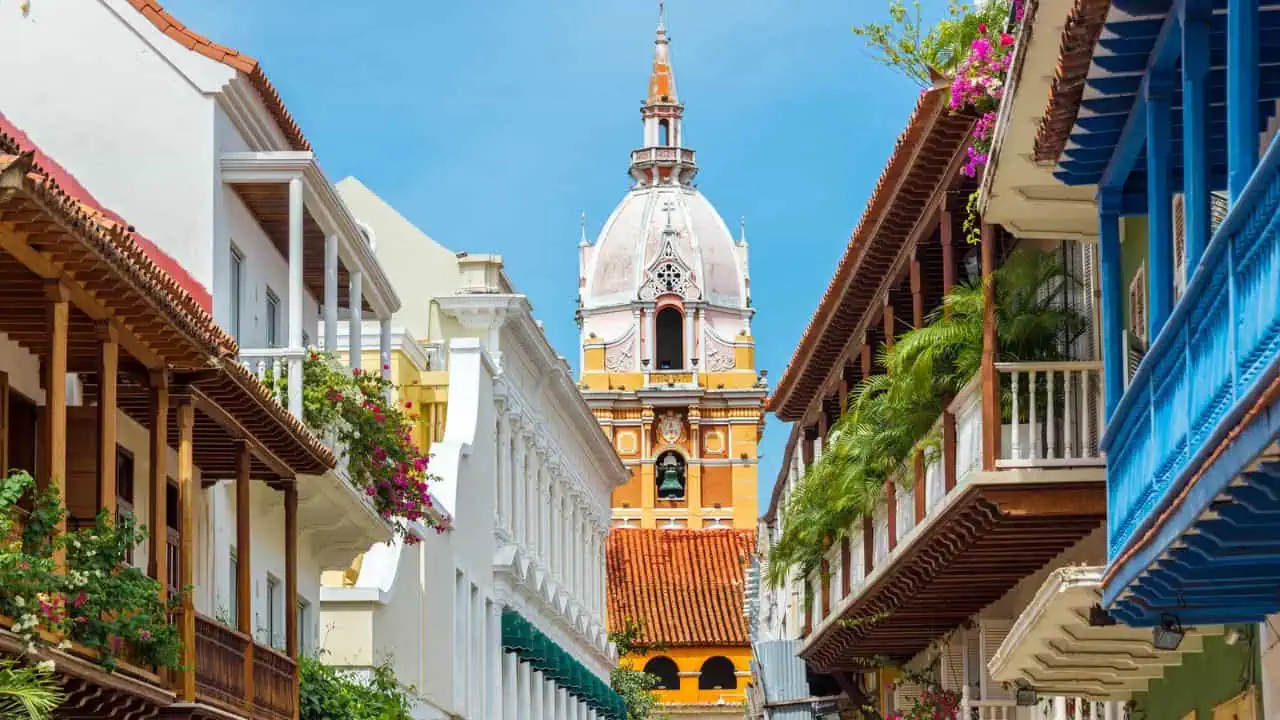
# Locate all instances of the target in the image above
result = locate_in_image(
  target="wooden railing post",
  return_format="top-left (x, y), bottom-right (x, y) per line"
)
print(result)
top-left (980, 222), bottom-right (1001, 470)
top-left (148, 371), bottom-right (169, 604)
top-left (943, 412), bottom-right (958, 492)
top-left (886, 483), bottom-right (898, 551)
top-left (97, 323), bottom-right (118, 520)
top-left (42, 282), bottom-right (69, 562)
top-left (175, 397), bottom-right (196, 701)
top-left (862, 516), bottom-right (874, 574)
top-left (237, 442), bottom-right (255, 707)
top-left (913, 451), bottom-right (926, 523)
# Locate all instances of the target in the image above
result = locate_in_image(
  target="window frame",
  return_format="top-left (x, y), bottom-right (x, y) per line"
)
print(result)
top-left (265, 288), bottom-right (281, 349)
top-left (230, 245), bottom-right (244, 342)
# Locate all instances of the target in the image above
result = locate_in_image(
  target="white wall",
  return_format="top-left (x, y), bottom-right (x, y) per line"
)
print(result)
top-left (0, 0), bottom-right (229, 293)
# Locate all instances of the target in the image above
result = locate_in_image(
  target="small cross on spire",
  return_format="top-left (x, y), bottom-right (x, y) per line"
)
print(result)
top-left (658, 0), bottom-right (666, 30)
top-left (662, 199), bottom-right (677, 229)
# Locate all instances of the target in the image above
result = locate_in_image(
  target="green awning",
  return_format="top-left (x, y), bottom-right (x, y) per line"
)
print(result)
top-left (501, 609), bottom-right (626, 719)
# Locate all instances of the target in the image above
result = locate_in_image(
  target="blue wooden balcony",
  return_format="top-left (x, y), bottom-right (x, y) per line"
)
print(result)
top-left (1052, 0), bottom-right (1280, 626)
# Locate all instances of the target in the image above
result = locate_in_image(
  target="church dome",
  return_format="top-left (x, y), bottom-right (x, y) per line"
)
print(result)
top-left (579, 13), bottom-right (748, 314)
top-left (583, 184), bottom-right (746, 309)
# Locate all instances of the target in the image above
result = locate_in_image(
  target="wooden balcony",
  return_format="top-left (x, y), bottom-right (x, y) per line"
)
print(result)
top-left (800, 372), bottom-right (1107, 671)
top-left (194, 613), bottom-right (297, 720)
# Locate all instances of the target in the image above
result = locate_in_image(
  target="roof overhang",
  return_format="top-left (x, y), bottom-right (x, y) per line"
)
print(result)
top-left (770, 90), bottom-right (974, 422)
top-left (800, 472), bottom-right (1106, 671)
top-left (980, 0), bottom-right (1101, 240)
top-left (989, 565), bottom-right (1223, 700)
top-left (220, 151), bottom-right (400, 320)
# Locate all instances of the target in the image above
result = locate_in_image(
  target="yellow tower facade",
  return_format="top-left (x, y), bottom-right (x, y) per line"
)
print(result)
top-left (577, 14), bottom-right (765, 532)
top-left (593, 11), bottom-right (763, 716)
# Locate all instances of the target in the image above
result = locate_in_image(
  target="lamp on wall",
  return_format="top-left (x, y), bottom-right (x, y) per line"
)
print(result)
top-left (964, 249), bottom-right (982, 283)
top-left (1152, 613), bottom-right (1185, 651)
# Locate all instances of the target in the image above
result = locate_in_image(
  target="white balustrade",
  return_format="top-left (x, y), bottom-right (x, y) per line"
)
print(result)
top-left (1033, 697), bottom-right (1127, 720)
top-left (952, 377), bottom-right (984, 481)
top-left (873, 501), bottom-right (890, 566)
top-left (966, 700), bottom-right (1016, 720)
top-left (848, 529), bottom-right (865, 593)
top-left (239, 347), bottom-right (307, 410)
top-left (997, 361), bottom-right (1105, 469)
top-left (896, 482), bottom-right (916, 543)
top-left (925, 445), bottom-right (946, 513)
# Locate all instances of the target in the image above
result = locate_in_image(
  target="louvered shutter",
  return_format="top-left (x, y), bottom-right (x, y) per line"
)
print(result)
top-left (1210, 191), bottom-right (1230, 232)
top-left (1128, 264), bottom-right (1148, 345)
top-left (1123, 330), bottom-right (1147, 386)
top-left (1172, 193), bottom-right (1187, 301)
top-left (979, 619), bottom-right (1014, 701)
top-left (940, 634), bottom-right (967, 692)
top-left (894, 681), bottom-right (927, 712)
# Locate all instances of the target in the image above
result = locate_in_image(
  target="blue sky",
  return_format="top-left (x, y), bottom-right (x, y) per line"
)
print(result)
top-left (164, 0), bottom-right (936, 502)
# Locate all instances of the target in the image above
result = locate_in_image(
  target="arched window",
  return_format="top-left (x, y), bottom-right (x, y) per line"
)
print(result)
top-left (655, 307), bottom-right (683, 370)
top-left (699, 656), bottom-right (737, 690)
top-left (644, 656), bottom-right (680, 690)
top-left (659, 119), bottom-right (670, 146)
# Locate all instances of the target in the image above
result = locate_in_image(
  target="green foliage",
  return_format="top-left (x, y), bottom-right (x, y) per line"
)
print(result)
top-left (768, 250), bottom-right (1083, 586)
top-left (0, 658), bottom-right (62, 720)
top-left (608, 620), bottom-right (666, 720)
top-left (851, 0), bottom-right (1012, 88)
top-left (268, 351), bottom-right (441, 541)
top-left (298, 655), bottom-right (416, 720)
top-left (0, 471), bottom-right (184, 671)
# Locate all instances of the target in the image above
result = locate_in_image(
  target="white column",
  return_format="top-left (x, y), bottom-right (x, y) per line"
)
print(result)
top-left (540, 464), bottom-right (552, 559)
top-left (513, 431), bottom-right (527, 544)
top-left (531, 670), bottom-right (544, 720)
top-left (556, 688), bottom-right (568, 719)
top-left (559, 493), bottom-right (570, 585)
top-left (286, 176), bottom-right (305, 418)
top-left (489, 606), bottom-right (503, 719)
top-left (503, 652), bottom-right (519, 720)
top-left (683, 307), bottom-right (693, 369)
top-left (497, 414), bottom-right (511, 531)
top-left (518, 661), bottom-right (532, 720)
top-left (348, 269), bottom-right (363, 372)
top-left (543, 677), bottom-right (555, 719)
top-left (379, 316), bottom-right (392, 379)
top-left (548, 481), bottom-right (559, 575)
top-left (323, 234), bottom-right (339, 352)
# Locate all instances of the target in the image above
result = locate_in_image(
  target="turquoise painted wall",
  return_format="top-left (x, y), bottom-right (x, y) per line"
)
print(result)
top-left (1129, 625), bottom-right (1260, 720)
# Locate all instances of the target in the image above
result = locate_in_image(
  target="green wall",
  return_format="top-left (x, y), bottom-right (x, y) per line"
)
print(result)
top-left (1129, 625), bottom-right (1260, 720)
top-left (1120, 215), bottom-right (1150, 336)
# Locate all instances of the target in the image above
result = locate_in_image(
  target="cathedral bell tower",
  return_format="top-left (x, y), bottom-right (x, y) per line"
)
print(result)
top-left (576, 8), bottom-right (765, 531)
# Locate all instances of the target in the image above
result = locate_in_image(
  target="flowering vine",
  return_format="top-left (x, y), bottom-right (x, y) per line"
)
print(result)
top-left (273, 352), bottom-right (444, 543)
top-left (949, 22), bottom-right (1017, 178)
top-left (0, 471), bottom-right (184, 672)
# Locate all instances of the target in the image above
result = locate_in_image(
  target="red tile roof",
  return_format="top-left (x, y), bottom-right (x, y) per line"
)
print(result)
top-left (607, 529), bottom-right (755, 647)
top-left (126, 0), bottom-right (313, 154)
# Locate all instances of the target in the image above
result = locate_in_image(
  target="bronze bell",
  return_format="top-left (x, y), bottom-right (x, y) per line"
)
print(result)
top-left (658, 463), bottom-right (684, 499)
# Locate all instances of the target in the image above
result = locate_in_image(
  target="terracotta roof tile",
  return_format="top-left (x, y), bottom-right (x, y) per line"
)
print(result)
top-left (126, 0), bottom-right (312, 153)
top-left (1033, 0), bottom-right (1111, 163)
top-left (607, 529), bottom-right (755, 647)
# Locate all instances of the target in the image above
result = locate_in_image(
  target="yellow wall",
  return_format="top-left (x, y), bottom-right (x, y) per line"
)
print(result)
top-left (630, 646), bottom-right (750, 708)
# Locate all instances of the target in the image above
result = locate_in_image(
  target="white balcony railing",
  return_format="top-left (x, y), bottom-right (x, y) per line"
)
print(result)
top-left (997, 361), bottom-right (1105, 469)
top-left (1033, 698), bottom-right (1128, 720)
top-left (896, 483), bottom-right (916, 544)
top-left (964, 700), bottom-right (1016, 720)
top-left (239, 347), bottom-right (307, 412)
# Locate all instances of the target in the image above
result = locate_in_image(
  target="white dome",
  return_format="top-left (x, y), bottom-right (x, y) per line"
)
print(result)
top-left (582, 185), bottom-right (746, 309)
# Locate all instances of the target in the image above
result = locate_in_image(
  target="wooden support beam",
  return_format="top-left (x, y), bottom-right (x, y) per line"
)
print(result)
top-left (862, 516), bottom-right (874, 575)
top-left (175, 399), bottom-right (196, 702)
top-left (980, 223), bottom-right (1001, 471)
top-left (236, 442), bottom-right (255, 706)
top-left (882, 295), bottom-right (896, 349)
top-left (943, 412), bottom-right (958, 493)
top-left (860, 343), bottom-right (871, 378)
top-left (886, 482), bottom-right (898, 551)
top-left (0, 230), bottom-right (167, 369)
top-left (840, 536), bottom-right (852, 597)
top-left (941, 200), bottom-right (957, 304)
top-left (97, 323), bottom-right (118, 520)
top-left (910, 254), bottom-right (924, 328)
top-left (820, 558), bottom-right (831, 618)
top-left (43, 282), bottom-right (68, 559)
top-left (148, 371), bottom-right (169, 603)
top-left (190, 387), bottom-right (296, 480)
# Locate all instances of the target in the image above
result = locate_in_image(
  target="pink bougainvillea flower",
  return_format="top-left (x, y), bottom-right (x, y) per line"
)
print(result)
top-left (1000, 33), bottom-right (1015, 47)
